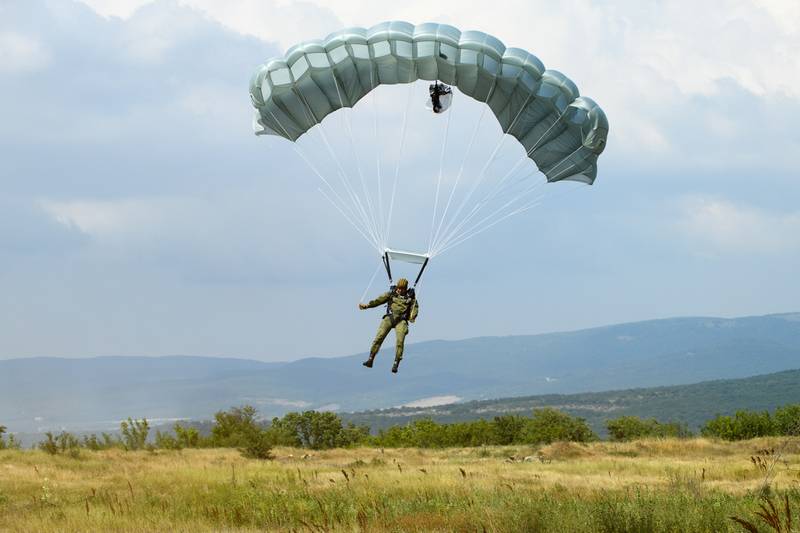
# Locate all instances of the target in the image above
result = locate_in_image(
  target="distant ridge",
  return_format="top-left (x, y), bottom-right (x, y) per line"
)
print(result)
top-left (2, 312), bottom-right (799, 433)
top-left (344, 368), bottom-right (800, 436)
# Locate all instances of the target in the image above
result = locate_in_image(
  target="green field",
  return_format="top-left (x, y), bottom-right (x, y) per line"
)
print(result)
top-left (2, 438), bottom-right (799, 532)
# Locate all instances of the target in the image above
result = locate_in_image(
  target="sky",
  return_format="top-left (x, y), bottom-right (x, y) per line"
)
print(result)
top-left (1, 0), bottom-right (798, 361)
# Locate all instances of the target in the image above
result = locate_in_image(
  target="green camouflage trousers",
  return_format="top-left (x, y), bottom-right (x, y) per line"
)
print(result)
top-left (370, 316), bottom-right (409, 362)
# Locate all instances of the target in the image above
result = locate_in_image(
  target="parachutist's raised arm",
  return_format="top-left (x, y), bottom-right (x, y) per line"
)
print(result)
top-left (362, 292), bottom-right (391, 310)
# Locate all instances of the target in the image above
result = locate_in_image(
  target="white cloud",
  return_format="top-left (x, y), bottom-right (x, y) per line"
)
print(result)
top-left (40, 197), bottom-right (174, 239)
top-left (0, 31), bottom-right (50, 73)
top-left (75, 0), bottom-right (800, 165)
top-left (75, 0), bottom-right (154, 18)
top-left (678, 197), bottom-right (800, 254)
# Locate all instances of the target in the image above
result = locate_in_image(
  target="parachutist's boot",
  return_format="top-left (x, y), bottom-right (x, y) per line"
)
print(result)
top-left (391, 360), bottom-right (400, 373)
top-left (362, 352), bottom-right (376, 368)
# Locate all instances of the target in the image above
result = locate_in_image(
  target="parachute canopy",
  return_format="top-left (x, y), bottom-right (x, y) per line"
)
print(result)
top-left (250, 21), bottom-right (608, 184)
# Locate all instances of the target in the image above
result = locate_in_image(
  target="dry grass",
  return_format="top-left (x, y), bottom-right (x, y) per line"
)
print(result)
top-left (1, 438), bottom-right (799, 532)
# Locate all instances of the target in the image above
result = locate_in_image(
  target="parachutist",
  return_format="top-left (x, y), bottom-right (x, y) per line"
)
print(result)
top-left (429, 83), bottom-right (451, 114)
top-left (359, 278), bottom-right (419, 373)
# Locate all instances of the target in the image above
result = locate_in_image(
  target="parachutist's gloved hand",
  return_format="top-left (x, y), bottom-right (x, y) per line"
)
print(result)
top-left (358, 303), bottom-right (367, 310)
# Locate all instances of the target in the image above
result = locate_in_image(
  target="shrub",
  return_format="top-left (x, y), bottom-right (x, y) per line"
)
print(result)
top-left (0, 426), bottom-right (21, 450)
top-left (606, 416), bottom-right (692, 441)
top-left (39, 431), bottom-right (81, 457)
top-left (208, 406), bottom-right (273, 459)
top-left (82, 433), bottom-right (119, 451)
top-left (155, 431), bottom-right (181, 450)
top-left (241, 430), bottom-right (274, 460)
top-left (174, 423), bottom-right (201, 448)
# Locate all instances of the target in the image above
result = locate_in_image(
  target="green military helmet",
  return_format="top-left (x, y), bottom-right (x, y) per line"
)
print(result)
top-left (396, 278), bottom-right (409, 290)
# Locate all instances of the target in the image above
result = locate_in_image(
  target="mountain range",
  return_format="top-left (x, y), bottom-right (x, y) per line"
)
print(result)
top-left (2, 312), bottom-right (799, 433)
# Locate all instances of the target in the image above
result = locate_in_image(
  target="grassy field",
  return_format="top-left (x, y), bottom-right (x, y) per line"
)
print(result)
top-left (1, 438), bottom-right (799, 532)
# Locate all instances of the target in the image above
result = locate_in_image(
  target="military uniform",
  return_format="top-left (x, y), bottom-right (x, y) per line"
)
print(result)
top-left (364, 290), bottom-right (419, 364)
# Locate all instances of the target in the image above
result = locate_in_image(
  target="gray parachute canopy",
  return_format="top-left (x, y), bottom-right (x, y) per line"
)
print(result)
top-left (249, 21), bottom-right (608, 184)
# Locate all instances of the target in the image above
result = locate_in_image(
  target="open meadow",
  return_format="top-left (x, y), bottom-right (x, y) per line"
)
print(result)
top-left (1, 438), bottom-right (799, 532)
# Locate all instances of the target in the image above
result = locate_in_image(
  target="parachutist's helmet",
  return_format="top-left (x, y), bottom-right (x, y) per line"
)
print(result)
top-left (396, 278), bottom-right (409, 290)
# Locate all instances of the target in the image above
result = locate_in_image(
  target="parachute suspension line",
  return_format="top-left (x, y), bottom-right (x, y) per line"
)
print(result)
top-left (436, 184), bottom-right (553, 256)
top-left (527, 107), bottom-right (571, 157)
top-left (314, 116), bottom-right (382, 249)
top-left (318, 73), bottom-right (384, 249)
top-left (430, 104), bottom-right (487, 253)
top-left (359, 260), bottom-right (383, 303)
top-left (427, 102), bottom-right (453, 254)
top-left (430, 90), bottom-right (536, 255)
top-left (435, 195), bottom-right (547, 256)
top-left (437, 182), bottom-right (586, 256)
top-left (329, 67), bottom-right (383, 249)
top-left (291, 89), bottom-right (382, 249)
top-left (316, 186), bottom-right (382, 250)
top-left (263, 106), bottom-right (378, 250)
top-left (542, 144), bottom-right (588, 182)
top-left (433, 104), bottom-right (571, 254)
top-left (292, 102), bottom-right (379, 249)
top-left (342, 104), bottom-right (382, 251)
top-left (369, 68), bottom-right (386, 248)
top-left (430, 84), bottom-right (496, 253)
top-left (470, 106), bottom-right (573, 212)
top-left (384, 81), bottom-right (415, 248)
top-left (434, 161), bottom-right (545, 254)
top-left (435, 171), bottom-right (546, 254)
top-left (437, 143), bottom-right (591, 255)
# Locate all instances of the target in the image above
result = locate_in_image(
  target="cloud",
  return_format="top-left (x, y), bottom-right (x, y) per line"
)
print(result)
top-left (0, 198), bottom-right (86, 255)
top-left (74, 0), bottom-right (800, 169)
top-left (74, 0), bottom-right (155, 19)
top-left (0, 31), bottom-right (50, 73)
top-left (677, 197), bottom-right (800, 254)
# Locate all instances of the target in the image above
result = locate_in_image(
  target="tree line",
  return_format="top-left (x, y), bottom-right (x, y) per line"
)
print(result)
top-left (2, 403), bottom-right (797, 459)
top-left (700, 405), bottom-right (800, 441)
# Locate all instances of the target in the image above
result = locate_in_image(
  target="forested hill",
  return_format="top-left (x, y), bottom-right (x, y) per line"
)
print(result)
top-left (344, 368), bottom-right (800, 435)
top-left (2, 312), bottom-right (799, 433)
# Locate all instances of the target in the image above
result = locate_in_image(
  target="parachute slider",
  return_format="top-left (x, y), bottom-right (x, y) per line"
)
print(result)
top-left (382, 248), bottom-right (431, 287)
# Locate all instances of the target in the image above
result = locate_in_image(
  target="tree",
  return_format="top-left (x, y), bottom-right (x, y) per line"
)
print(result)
top-left (211, 405), bottom-right (273, 460)
top-left (493, 415), bottom-right (526, 445)
top-left (211, 406), bottom-right (261, 447)
top-left (0, 425), bottom-right (17, 450)
top-left (521, 408), bottom-right (597, 444)
top-left (702, 410), bottom-right (775, 440)
top-left (773, 404), bottom-right (800, 436)
top-left (120, 418), bottom-right (150, 451)
top-left (270, 411), bottom-right (368, 449)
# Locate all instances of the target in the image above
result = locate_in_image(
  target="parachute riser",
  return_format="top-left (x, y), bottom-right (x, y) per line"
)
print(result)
top-left (382, 252), bottom-right (393, 284)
